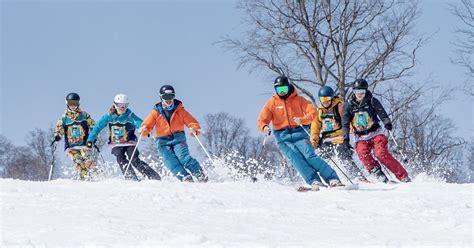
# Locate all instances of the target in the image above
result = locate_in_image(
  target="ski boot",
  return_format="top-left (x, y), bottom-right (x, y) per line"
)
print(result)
top-left (357, 172), bottom-right (371, 183)
top-left (310, 181), bottom-right (326, 191)
top-left (193, 170), bottom-right (208, 183)
top-left (329, 179), bottom-right (345, 187)
top-left (370, 167), bottom-right (389, 183)
top-left (400, 176), bottom-right (411, 183)
top-left (182, 175), bottom-right (194, 182)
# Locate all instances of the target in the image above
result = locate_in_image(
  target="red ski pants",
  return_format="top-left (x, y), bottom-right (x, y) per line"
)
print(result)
top-left (355, 134), bottom-right (408, 180)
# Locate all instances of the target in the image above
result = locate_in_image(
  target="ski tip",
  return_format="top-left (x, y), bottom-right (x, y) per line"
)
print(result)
top-left (297, 186), bottom-right (316, 192)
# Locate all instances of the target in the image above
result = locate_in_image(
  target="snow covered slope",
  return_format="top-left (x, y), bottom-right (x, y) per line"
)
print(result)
top-left (1, 178), bottom-right (472, 247)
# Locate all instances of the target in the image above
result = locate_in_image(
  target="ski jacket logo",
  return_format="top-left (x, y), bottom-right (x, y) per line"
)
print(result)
top-left (353, 109), bottom-right (373, 131)
top-left (67, 124), bottom-right (86, 146)
top-left (110, 124), bottom-right (129, 143)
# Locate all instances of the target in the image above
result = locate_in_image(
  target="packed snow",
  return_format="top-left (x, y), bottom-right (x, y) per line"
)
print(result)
top-left (1, 175), bottom-right (472, 247)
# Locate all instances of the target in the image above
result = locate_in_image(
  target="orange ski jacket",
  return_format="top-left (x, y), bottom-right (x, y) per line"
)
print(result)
top-left (258, 91), bottom-right (316, 132)
top-left (141, 100), bottom-right (200, 138)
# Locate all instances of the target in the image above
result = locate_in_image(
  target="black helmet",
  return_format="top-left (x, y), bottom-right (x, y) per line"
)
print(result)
top-left (274, 76), bottom-right (290, 87)
top-left (318, 86), bottom-right (334, 98)
top-left (159, 85), bottom-right (176, 100)
top-left (66, 93), bottom-right (80, 101)
top-left (353, 79), bottom-right (368, 89)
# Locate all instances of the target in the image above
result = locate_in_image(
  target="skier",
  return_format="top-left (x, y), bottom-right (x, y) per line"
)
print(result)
top-left (258, 76), bottom-right (343, 190)
top-left (341, 79), bottom-right (411, 183)
top-left (52, 93), bottom-right (96, 180)
top-left (139, 85), bottom-right (208, 182)
top-left (310, 86), bottom-right (368, 182)
top-left (86, 94), bottom-right (161, 181)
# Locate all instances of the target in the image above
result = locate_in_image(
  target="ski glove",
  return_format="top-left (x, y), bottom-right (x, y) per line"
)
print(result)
top-left (384, 122), bottom-right (393, 131)
top-left (262, 126), bottom-right (271, 136)
top-left (86, 141), bottom-right (95, 148)
top-left (51, 135), bottom-right (61, 146)
top-left (189, 128), bottom-right (200, 137)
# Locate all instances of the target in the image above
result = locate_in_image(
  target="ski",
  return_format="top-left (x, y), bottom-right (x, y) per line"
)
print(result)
top-left (297, 186), bottom-right (316, 192)
top-left (296, 183), bottom-right (359, 192)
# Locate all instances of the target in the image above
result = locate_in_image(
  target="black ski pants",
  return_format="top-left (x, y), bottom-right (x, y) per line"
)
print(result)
top-left (111, 146), bottom-right (161, 180)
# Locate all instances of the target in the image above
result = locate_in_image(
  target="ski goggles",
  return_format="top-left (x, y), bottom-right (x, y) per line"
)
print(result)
top-left (354, 89), bottom-right (366, 95)
top-left (114, 102), bottom-right (129, 108)
top-left (319, 96), bottom-right (332, 103)
top-left (66, 100), bottom-right (80, 106)
top-left (275, 85), bottom-right (289, 95)
top-left (160, 93), bottom-right (175, 101)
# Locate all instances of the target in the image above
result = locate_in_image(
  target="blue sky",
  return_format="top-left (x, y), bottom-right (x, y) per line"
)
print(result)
top-left (1, 0), bottom-right (472, 146)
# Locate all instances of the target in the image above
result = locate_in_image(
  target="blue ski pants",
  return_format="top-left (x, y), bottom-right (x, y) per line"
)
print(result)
top-left (156, 132), bottom-right (203, 181)
top-left (273, 126), bottom-right (339, 185)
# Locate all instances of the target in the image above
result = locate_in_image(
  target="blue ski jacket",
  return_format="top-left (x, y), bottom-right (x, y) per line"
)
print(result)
top-left (88, 108), bottom-right (143, 147)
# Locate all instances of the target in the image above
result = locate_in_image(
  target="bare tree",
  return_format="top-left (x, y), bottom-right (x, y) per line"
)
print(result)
top-left (3, 146), bottom-right (40, 180)
top-left (1, 129), bottom-right (55, 181)
top-left (202, 112), bottom-right (250, 157)
top-left (222, 0), bottom-right (424, 101)
top-left (0, 135), bottom-right (15, 176)
top-left (25, 128), bottom-right (58, 180)
top-left (201, 112), bottom-right (289, 180)
top-left (0, 135), bottom-right (14, 162)
top-left (383, 84), bottom-right (467, 182)
top-left (467, 139), bottom-right (474, 173)
top-left (450, 0), bottom-right (474, 93)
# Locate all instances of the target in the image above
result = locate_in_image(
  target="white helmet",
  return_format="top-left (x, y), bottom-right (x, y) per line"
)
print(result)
top-left (114, 94), bottom-right (129, 104)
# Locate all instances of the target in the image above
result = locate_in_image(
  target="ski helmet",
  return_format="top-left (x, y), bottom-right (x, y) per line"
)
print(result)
top-left (318, 86), bottom-right (334, 98)
top-left (353, 79), bottom-right (368, 89)
top-left (66, 93), bottom-right (80, 101)
top-left (159, 85), bottom-right (175, 100)
top-left (274, 76), bottom-right (290, 87)
top-left (114, 94), bottom-right (129, 104)
top-left (65, 93), bottom-right (80, 106)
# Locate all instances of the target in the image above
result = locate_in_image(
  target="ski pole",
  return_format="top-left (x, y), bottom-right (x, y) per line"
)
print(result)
top-left (327, 156), bottom-right (354, 185)
top-left (257, 135), bottom-right (268, 159)
top-left (48, 142), bottom-right (57, 181)
top-left (298, 123), bottom-right (355, 184)
top-left (388, 130), bottom-right (409, 163)
top-left (193, 132), bottom-right (214, 163)
top-left (123, 134), bottom-right (143, 178)
top-left (94, 144), bottom-right (107, 165)
top-left (298, 123), bottom-right (312, 137)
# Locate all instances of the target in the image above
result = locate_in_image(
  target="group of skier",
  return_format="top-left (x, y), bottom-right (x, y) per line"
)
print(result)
top-left (52, 76), bottom-right (410, 190)
top-left (52, 85), bottom-right (208, 182)
top-left (257, 76), bottom-right (410, 190)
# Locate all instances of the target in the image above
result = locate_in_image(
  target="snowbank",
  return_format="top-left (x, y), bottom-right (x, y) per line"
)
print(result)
top-left (1, 178), bottom-right (472, 247)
